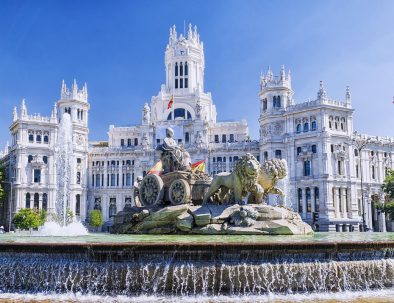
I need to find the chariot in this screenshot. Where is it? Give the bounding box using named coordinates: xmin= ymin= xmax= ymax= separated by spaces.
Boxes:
xmin=138 ymin=171 xmax=211 ymax=207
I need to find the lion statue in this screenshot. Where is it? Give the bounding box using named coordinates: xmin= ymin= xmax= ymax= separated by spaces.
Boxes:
xmin=248 ymin=158 xmax=288 ymax=204
xmin=203 ymin=153 xmax=263 ymax=204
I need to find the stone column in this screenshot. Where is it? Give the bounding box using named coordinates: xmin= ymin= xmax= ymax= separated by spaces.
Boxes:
xmin=342 ymin=187 xmax=347 ymax=218
xmin=302 ymin=188 xmax=307 ymax=218
xmin=311 ymin=187 xmax=315 ymax=213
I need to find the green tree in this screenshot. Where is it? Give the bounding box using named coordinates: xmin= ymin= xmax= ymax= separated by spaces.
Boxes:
xmin=39 ymin=209 xmax=47 ymax=226
xmin=89 ymin=210 xmax=103 ymax=231
xmin=375 ymin=169 xmax=394 ymax=220
xmin=0 ymin=164 xmax=6 ymax=202
xmin=12 ymin=208 xmax=41 ymax=230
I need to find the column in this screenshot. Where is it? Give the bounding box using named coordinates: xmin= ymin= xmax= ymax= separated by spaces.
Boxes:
xmin=341 ymin=187 xmax=347 ymax=218
xmin=302 ymin=188 xmax=307 ymax=218
xmin=333 ymin=187 xmax=339 ymax=218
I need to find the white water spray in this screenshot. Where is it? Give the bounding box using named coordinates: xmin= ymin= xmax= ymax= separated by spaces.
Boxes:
xmin=39 ymin=112 xmax=87 ymax=236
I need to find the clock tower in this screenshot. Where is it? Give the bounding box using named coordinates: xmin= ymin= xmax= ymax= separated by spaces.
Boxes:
xmin=165 ymin=24 xmax=205 ymax=95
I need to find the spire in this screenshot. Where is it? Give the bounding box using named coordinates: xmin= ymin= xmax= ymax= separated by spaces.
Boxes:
xmin=20 ymin=98 xmax=27 ymax=118
xmin=317 ymin=81 xmax=327 ymax=101
xmin=345 ymin=86 xmax=351 ymax=102
xmin=187 ymin=23 xmax=192 ymax=39
xmin=51 ymin=102 xmax=58 ymax=122
xmin=12 ymin=106 xmax=18 ymax=122
xmin=280 ymin=65 xmax=286 ymax=81
xmin=267 ymin=66 xmax=273 ymax=81
xmin=193 ymin=25 xmax=198 ymax=40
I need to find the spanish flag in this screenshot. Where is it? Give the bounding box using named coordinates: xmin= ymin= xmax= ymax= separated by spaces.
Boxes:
xmin=191 ymin=160 xmax=206 ymax=173
xmin=167 ymin=95 xmax=174 ymax=109
xmin=148 ymin=160 xmax=163 ymax=175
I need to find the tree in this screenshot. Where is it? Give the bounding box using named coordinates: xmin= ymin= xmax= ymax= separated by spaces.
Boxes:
xmin=0 ymin=164 xmax=6 ymax=202
xmin=89 ymin=210 xmax=103 ymax=231
xmin=39 ymin=209 xmax=47 ymax=226
xmin=12 ymin=208 xmax=41 ymax=230
xmin=375 ymin=169 xmax=394 ymax=220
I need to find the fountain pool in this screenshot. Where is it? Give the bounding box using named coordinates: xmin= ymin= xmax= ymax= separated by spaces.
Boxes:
xmin=1 ymin=232 xmax=394 ymax=302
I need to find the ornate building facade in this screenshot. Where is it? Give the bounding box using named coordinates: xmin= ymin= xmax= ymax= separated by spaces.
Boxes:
xmin=1 ymin=24 xmax=393 ymax=232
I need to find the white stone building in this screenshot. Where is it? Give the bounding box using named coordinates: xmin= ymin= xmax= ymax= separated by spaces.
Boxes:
xmin=1 ymin=24 xmax=393 ymax=232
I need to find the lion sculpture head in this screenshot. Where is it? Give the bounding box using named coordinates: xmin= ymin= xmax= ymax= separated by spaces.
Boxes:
xmin=235 ymin=153 xmax=261 ymax=193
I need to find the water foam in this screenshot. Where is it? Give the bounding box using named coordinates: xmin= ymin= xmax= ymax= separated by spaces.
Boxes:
xmin=38 ymin=221 xmax=88 ymax=236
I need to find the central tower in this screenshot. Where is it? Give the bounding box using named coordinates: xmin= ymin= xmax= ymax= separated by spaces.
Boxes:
xmin=150 ymin=24 xmax=216 ymax=123
xmin=165 ymin=24 xmax=205 ymax=94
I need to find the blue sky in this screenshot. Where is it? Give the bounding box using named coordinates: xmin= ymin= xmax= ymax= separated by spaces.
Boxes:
xmin=1 ymin=0 xmax=394 ymax=146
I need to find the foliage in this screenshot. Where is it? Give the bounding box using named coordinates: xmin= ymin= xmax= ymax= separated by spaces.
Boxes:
xmin=89 ymin=210 xmax=103 ymax=230
xmin=66 ymin=208 xmax=74 ymax=225
xmin=39 ymin=209 xmax=47 ymax=226
xmin=382 ymin=169 xmax=394 ymax=200
xmin=374 ymin=169 xmax=394 ymax=221
xmin=12 ymin=208 xmax=42 ymax=230
xmin=0 ymin=164 xmax=6 ymax=202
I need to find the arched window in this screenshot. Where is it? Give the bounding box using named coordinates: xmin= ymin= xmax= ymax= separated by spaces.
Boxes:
xmin=314 ymin=187 xmax=320 ymax=212
xmin=126 ymin=173 xmax=131 ymax=186
xmin=180 ymin=62 xmax=183 ymax=76
xmin=311 ymin=121 xmax=317 ymax=131
xmin=298 ymin=189 xmax=303 ymax=213
xmin=185 ymin=132 xmax=190 ymax=143
xmin=44 ymin=135 xmax=49 ymax=144
xmin=76 ymin=172 xmax=81 ymax=184
xmin=36 ymin=134 xmax=42 ymax=143
xmin=296 ymin=124 xmax=302 ymax=133
xmin=312 ymin=145 xmax=317 ymax=153
xmin=43 ymin=156 xmax=48 ymax=164
xmin=42 ymin=193 xmax=48 ymax=211
xmin=29 ymin=133 xmax=34 ymax=143
xmin=263 ymin=99 xmax=267 ymax=111
xmin=26 ymin=193 xmax=31 ymax=208
xmin=126 ymin=160 xmax=131 ymax=165
xmin=354 ymin=149 xmax=359 ymax=156
xmin=275 ymin=150 xmax=282 ymax=159
xmin=75 ymin=194 xmax=80 ymax=216
xmin=297 ymin=147 xmax=302 ymax=155
xmin=306 ymin=188 xmax=311 ymax=213
xmin=276 ymin=96 xmax=281 ymax=108
xmin=184 ymin=62 xmax=188 ymax=76
xmin=273 ymin=96 xmax=277 ymax=107
xmin=372 ymin=165 xmax=375 ymax=179
xmin=134 ymin=138 xmax=138 ymax=146
xmin=94 ymin=197 xmax=101 ymax=211
xmin=175 ymin=63 xmax=178 ymax=76
xmin=263 ymin=151 xmax=268 ymax=161
xmin=34 ymin=193 xmax=39 ymax=210
xmin=28 ymin=155 xmax=33 ymax=163
xmin=109 ymin=198 xmax=117 ymax=217
xmin=174 ymin=108 xmax=186 ymax=119
xmin=303 ymin=122 xmax=309 ymax=132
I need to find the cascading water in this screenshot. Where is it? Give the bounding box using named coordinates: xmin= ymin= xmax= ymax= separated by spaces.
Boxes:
xmin=39 ymin=113 xmax=87 ymax=236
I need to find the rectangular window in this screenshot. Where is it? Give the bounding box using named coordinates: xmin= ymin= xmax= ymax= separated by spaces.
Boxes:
xmin=77 ymin=158 xmax=81 ymax=164
xmin=95 ymin=174 xmax=100 ymax=187
xmin=127 ymin=139 xmax=132 ymax=146
xmin=338 ymin=160 xmax=342 ymax=175
xmin=185 ymin=78 xmax=188 ymax=88
xmin=222 ymin=134 xmax=226 ymax=143
xmin=34 ymin=169 xmax=41 ymax=183
xmin=304 ymin=160 xmax=311 ymax=176
xmin=180 ymin=78 xmax=183 ymax=88
xmin=356 ymin=164 xmax=359 ymax=178
xmin=77 ymin=172 xmax=81 ymax=184
xmin=134 ymin=138 xmax=138 ymax=146
xmin=229 ymin=134 xmax=234 ymax=142
xmin=126 ymin=173 xmax=131 ymax=186
xmin=121 ymin=139 xmax=124 ymax=147
xmin=92 ymin=174 xmax=94 ymax=187
xmin=175 ymin=79 xmax=178 ymax=89
xmin=214 ymin=135 xmax=219 ymax=143
xmin=111 ymin=174 xmax=116 ymax=186
xmin=29 ymin=134 xmax=34 ymax=143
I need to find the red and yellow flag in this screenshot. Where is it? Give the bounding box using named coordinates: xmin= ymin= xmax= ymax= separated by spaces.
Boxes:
xmin=191 ymin=160 xmax=206 ymax=173
xmin=148 ymin=160 xmax=163 ymax=175
xmin=167 ymin=95 xmax=174 ymax=109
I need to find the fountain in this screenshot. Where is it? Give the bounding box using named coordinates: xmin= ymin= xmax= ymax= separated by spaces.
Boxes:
xmin=39 ymin=113 xmax=87 ymax=236
xmin=2 ymin=125 xmax=394 ymax=302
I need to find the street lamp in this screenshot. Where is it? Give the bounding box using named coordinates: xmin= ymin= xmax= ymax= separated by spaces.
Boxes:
xmin=352 ymin=132 xmax=371 ymax=232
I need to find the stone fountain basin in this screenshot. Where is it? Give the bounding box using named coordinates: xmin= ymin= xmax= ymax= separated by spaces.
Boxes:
xmin=112 ymin=203 xmax=313 ymax=235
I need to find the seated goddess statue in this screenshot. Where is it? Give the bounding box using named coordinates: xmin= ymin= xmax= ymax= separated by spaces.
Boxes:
xmin=156 ymin=127 xmax=191 ymax=173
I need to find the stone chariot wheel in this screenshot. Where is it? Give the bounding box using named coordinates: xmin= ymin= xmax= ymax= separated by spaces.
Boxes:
xmin=169 ymin=179 xmax=191 ymax=205
xmin=139 ymin=174 xmax=164 ymax=206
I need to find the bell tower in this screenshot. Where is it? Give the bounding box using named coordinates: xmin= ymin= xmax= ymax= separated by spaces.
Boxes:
xmin=165 ymin=24 xmax=205 ymax=95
